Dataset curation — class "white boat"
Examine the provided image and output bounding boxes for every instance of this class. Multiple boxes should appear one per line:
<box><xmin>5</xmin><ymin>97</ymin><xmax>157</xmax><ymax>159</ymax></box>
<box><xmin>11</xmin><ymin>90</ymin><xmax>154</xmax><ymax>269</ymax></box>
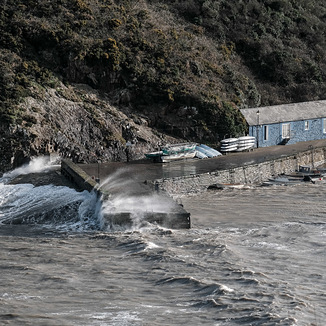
<box><xmin>262</xmin><ymin>175</ymin><xmax>319</xmax><ymax>186</ymax></box>
<box><xmin>220</xmin><ymin>138</ymin><xmax>238</xmax><ymax>144</ymax></box>
<box><xmin>238</xmin><ymin>136</ymin><xmax>256</xmax><ymax>142</ymax></box>
<box><xmin>196</xmin><ymin>145</ymin><xmax>221</xmax><ymax>158</ymax></box>
<box><xmin>220</xmin><ymin>138</ymin><xmax>239</xmax><ymax>153</ymax></box>
<box><xmin>220</xmin><ymin>136</ymin><xmax>256</xmax><ymax>153</ymax></box>
<box><xmin>160</xmin><ymin>150</ymin><xmax>196</xmax><ymax>162</ymax></box>
<box><xmin>195</xmin><ymin>150</ymin><xmax>208</xmax><ymax>159</ymax></box>
<box><xmin>145</xmin><ymin>143</ymin><xmax>196</xmax><ymax>162</ymax></box>
<box><xmin>297</xmin><ymin>165</ymin><xmax>326</xmax><ymax>176</ymax></box>
<box><xmin>236</xmin><ymin>136</ymin><xmax>255</xmax><ymax>151</ymax></box>
<box><xmin>236</xmin><ymin>144</ymin><xmax>255</xmax><ymax>152</ymax></box>
<box><xmin>199</xmin><ymin>144</ymin><xmax>222</xmax><ymax>156</ymax></box>
<box><xmin>220</xmin><ymin>144</ymin><xmax>238</xmax><ymax>152</ymax></box>
<box><xmin>220</xmin><ymin>146</ymin><xmax>238</xmax><ymax>152</ymax></box>
<box><xmin>161</xmin><ymin>143</ymin><xmax>196</xmax><ymax>155</ymax></box>
<box><xmin>208</xmin><ymin>183</ymin><xmax>248</xmax><ymax>190</ymax></box>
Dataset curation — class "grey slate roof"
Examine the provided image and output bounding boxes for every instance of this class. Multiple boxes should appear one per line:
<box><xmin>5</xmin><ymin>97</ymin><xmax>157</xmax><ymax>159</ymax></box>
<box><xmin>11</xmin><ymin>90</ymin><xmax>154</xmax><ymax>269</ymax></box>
<box><xmin>240</xmin><ymin>100</ymin><xmax>326</xmax><ymax>126</ymax></box>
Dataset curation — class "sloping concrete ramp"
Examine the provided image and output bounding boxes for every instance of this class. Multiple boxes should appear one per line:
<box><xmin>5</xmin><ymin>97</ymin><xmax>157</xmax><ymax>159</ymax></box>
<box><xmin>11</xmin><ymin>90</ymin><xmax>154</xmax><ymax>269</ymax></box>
<box><xmin>61</xmin><ymin>160</ymin><xmax>190</xmax><ymax>229</ymax></box>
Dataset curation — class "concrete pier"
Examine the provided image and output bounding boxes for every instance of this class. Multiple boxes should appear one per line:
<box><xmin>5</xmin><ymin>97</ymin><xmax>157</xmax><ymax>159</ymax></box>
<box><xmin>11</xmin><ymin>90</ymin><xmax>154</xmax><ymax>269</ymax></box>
<box><xmin>61</xmin><ymin>159</ymin><xmax>191</xmax><ymax>229</ymax></box>
<box><xmin>61</xmin><ymin>138</ymin><xmax>326</xmax><ymax>229</ymax></box>
<box><xmin>61</xmin><ymin>159</ymin><xmax>99</xmax><ymax>193</ymax></box>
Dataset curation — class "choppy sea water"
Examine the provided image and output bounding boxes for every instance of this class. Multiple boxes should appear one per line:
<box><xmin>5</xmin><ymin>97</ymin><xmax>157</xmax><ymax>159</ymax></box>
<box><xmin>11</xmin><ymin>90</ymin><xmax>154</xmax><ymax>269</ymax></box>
<box><xmin>0</xmin><ymin>159</ymin><xmax>325</xmax><ymax>326</ymax></box>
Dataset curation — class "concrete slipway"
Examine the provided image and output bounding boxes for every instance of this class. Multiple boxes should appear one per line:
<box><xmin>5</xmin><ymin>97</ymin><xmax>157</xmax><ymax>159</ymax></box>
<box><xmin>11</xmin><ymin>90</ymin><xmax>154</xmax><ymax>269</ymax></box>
<box><xmin>60</xmin><ymin>139</ymin><xmax>326</xmax><ymax>229</ymax></box>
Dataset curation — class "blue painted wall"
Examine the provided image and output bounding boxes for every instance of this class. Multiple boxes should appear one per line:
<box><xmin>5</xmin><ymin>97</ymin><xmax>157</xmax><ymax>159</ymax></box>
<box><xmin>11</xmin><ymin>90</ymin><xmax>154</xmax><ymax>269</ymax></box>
<box><xmin>249</xmin><ymin>118</ymin><xmax>326</xmax><ymax>147</ymax></box>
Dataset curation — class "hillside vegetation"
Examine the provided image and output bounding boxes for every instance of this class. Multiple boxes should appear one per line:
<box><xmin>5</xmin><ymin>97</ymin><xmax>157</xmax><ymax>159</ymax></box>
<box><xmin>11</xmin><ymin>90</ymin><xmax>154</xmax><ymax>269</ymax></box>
<box><xmin>1</xmin><ymin>0</ymin><xmax>326</xmax><ymax>170</ymax></box>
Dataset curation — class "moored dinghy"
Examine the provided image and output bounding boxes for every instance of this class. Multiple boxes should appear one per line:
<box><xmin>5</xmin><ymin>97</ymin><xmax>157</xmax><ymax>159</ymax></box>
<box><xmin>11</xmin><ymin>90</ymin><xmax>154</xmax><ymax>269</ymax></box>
<box><xmin>208</xmin><ymin>183</ymin><xmax>249</xmax><ymax>190</ymax></box>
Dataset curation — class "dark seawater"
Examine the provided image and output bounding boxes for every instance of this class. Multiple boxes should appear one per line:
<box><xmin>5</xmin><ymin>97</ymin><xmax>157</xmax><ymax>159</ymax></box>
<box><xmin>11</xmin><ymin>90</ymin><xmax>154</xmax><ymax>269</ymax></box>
<box><xmin>0</xmin><ymin>159</ymin><xmax>325</xmax><ymax>326</ymax></box>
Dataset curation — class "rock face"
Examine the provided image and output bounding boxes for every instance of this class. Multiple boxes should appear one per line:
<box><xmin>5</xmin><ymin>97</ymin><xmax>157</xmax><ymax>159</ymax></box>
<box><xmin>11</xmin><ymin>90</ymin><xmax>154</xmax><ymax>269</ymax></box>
<box><xmin>0</xmin><ymin>83</ymin><xmax>179</xmax><ymax>175</ymax></box>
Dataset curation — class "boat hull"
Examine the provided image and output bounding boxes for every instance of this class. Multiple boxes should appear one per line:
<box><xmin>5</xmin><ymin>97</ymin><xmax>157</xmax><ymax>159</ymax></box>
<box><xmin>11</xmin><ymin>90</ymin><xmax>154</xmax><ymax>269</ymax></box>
<box><xmin>160</xmin><ymin>150</ymin><xmax>196</xmax><ymax>162</ymax></box>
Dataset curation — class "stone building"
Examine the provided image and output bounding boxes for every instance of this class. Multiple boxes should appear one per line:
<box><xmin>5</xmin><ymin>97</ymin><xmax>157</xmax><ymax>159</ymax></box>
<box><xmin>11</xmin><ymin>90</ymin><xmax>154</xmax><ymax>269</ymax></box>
<box><xmin>241</xmin><ymin>100</ymin><xmax>326</xmax><ymax>148</ymax></box>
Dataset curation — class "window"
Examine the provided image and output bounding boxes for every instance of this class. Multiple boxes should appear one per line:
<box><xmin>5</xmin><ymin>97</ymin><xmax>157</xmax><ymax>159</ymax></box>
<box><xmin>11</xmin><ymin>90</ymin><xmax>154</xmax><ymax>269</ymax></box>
<box><xmin>304</xmin><ymin>120</ymin><xmax>309</xmax><ymax>130</ymax></box>
<box><xmin>282</xmin><ymin>123</ymin><xmax>291</xmax><ymax>139</ymax></box>
<box><xmin>263</xmin><ymin>125</ymin><xmax>268</xmax><ymax>141</ymax></box>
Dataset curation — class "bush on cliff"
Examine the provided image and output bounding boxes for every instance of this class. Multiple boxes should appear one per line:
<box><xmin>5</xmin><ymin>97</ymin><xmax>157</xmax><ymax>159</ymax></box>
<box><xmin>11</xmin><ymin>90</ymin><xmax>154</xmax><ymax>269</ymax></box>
<box><xmin>1</xmin><ymin>0</ymin><xmax>326</xmax><ymax>146</ymax></box>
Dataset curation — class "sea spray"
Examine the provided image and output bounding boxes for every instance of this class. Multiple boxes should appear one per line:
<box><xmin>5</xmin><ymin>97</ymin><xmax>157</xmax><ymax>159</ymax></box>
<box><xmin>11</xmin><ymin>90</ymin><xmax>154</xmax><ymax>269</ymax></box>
<box><xmin>98</xmin><ymin>168</ymin><xmax>176</xmax><ymax>230</ymax></box>
<box><xmin>98</xmin><ymin>167</ymin><xmax>135</xmax><ymax>194</ymax></box>
<box><xmin>0</xmin><ymin>156</ymin><xmax>58</xmax><ymax>184</ymax></box>
<box><xmin>0</xmin><ymin>182</ymin><xmax>101</xmax><ymax>230</ymax></box>
<box><xmin>0</xmin><ymin>157</ymin><xmax>102</xmax><ymax>230</ymax></box>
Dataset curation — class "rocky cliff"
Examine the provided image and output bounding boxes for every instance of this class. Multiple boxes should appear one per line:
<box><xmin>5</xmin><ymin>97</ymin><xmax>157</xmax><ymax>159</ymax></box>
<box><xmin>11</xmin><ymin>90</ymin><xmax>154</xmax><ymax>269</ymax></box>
<box><xmin>1</xmin><ymin>0</ymin><xmax>326</xmax><ymax>174</ymax></box>
<box><xmin>0</xmin><ymin>82</ymin><xmax>180</xmax><ymax>173</ymax></box>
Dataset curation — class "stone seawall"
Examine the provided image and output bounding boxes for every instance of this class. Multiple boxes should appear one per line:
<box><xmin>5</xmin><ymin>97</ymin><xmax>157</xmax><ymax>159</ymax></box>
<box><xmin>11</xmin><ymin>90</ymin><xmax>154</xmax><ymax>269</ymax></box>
<box><xmin>153</xmin><ymin>147</ymin><xmax>326</xmax><ymax>196</ymax></box>
<box><xmin>61</xmin><ymin>159</ymin><xmax>99</xmax><ymax>194</ymax></box>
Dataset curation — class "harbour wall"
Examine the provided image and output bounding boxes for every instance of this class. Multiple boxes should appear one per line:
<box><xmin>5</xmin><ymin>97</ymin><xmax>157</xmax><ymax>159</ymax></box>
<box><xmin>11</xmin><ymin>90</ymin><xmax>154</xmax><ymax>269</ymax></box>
<box><xmin>152</xmin><ymin>147</ymin><xmax>326</xmax><ymax>196</ymax></box>
<box><xmin>61</xmin><ymin>159</ymin><xmax>99</xmax><ymax>194</ymax></box>
<box><xmin>61</xmin><ymin>159</ymin><xmax>191</xmax><ymax>229</ymax></box>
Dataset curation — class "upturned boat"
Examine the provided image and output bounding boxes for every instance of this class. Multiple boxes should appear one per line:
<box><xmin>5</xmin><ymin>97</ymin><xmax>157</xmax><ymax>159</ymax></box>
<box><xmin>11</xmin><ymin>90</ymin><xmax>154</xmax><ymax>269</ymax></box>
<box><xmin>145</xmin><ymin>143</ymin><xmax>196</xmax><ymax>162</ymax></box>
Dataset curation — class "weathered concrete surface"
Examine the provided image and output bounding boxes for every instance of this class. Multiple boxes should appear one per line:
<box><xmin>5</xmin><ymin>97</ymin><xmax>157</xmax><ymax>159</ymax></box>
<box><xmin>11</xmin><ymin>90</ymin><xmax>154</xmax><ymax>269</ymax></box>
<box><xmin>79</xmin><ymin>139</ymin><xmax>326</xmax><ymax>191</ymax></box>
<box><xmin>63</xmin><ymin>138</ymin><xmax>326</xmax><ymax>228</ymax></box>
<box><xmin>79</xmin><ymin>139</ymin><xmax>326</xmax><ymax>181</ymax></box>
<box><xmin>61</xmin><ymin>159</ymin><xmax>99</xmax><ymax>193</ymax></box>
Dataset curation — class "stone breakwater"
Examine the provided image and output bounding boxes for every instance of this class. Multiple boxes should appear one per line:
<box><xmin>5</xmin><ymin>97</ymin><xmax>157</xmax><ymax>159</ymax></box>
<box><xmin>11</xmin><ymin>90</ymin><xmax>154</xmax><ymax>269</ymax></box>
<box><xmin>61</xmin><ymin>159</ymin><xmax>191</xmax><ymax>229</ymax></box>
<box><xmin>152</xmin><ymin>147</ymin><xmax>326</xmax><ymax>196</ymax></box>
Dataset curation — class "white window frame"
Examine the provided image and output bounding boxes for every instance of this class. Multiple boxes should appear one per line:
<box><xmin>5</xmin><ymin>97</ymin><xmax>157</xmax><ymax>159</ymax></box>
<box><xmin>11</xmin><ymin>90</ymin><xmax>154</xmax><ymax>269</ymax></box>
<box><xmin>263</xmin><ymin>125</ymin><xmax>268</xmax><ymax>141</ymax></box>
<box><xmin>282</xmin><ymin>123</ymin><xmax>291</xmax><ymax>139</ymax></box>
<box><xmin>304</xmin><ymin>120</ymin><xmax>309</xmax><ymax>130</ymax></box>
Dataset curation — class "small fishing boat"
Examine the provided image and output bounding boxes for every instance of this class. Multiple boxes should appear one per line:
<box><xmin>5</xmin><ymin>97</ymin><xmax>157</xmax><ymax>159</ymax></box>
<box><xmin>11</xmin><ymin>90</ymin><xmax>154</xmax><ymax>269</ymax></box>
<box><xmin>195</xmin><ymin>150</ymin><xmax>208</xmax><ymax>159</ymax></box>
<box><xmin>207</xmin><ymin>183</ymin><xmax>248</xmax><ymax>190</ymax></box>
<box><xmin>284</xmin><ymin>165</ymin><xmax>324</xmax><ymax>181</ymax></box>
<box><xmin>145</xmin><ymin>143</ymin><xmax>196</xmax><ymax>163</ymax></box>
<box><xmin>262</xmin><ymin>174</ymin><xmax>319</xmax><ymax>186</ymax></box>
<box><xmin>199</xmin><ymin>144</ymin><xmax>222</xmax><ymax>157</ymax></box>
<box><xmin>195</xmin><ymin>145</ymin><xmax>222</xmax><ymax>158</ymax></box>
<box><xmin>145</xmin><ymin>151</ymin><xmax>163</xmax><ymax>159</ymax></box>
<box><xmin>160</xmin><ymin>150</ymin><xmax>196</xmax><ymax>162</ymax></box>
<box><xmin>161</xmin><ymin>142</ymin><xmax>195</xmax><ymax>154</ymax></box>
<box><xmin>144</xmin><ymin>151</ymin><xmax>164</xmax><ymax>163</ymax></box>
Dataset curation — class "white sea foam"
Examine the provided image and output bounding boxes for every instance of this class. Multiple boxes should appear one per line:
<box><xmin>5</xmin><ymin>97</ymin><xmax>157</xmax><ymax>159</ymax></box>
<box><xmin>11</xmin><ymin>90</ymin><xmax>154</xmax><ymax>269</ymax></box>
<box><xmin>0</xmin><ymin>181</ymin><xmax>101</xmax><ymax>230</ymax></box>
<box><xmin>220</xmin><ymin>284</ymin><xmax>235</xmax><ymax>293</ymax></box>
<box><xmin>0</xmin><ymin>156</ymin><xmax>58</xmax><ymax>184</ymax></box>
<box><xmin>0</xmin><ymin>156</ymin><xmax>105</xmax><ymax>229</ymax></box>
<box><xmin>98</xmin><ymin>168</ymin><xmax>177</xmax><ymax>229</ymax></box>
<box><xmin>98</xmin><ymin>167</ymin><xmax>133</xmax><ymax>192</ymax></box>
<box><xmin>145</xmin><ymin>242</ymin><xmax>160</xmax><ymax>250</ymax></box>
